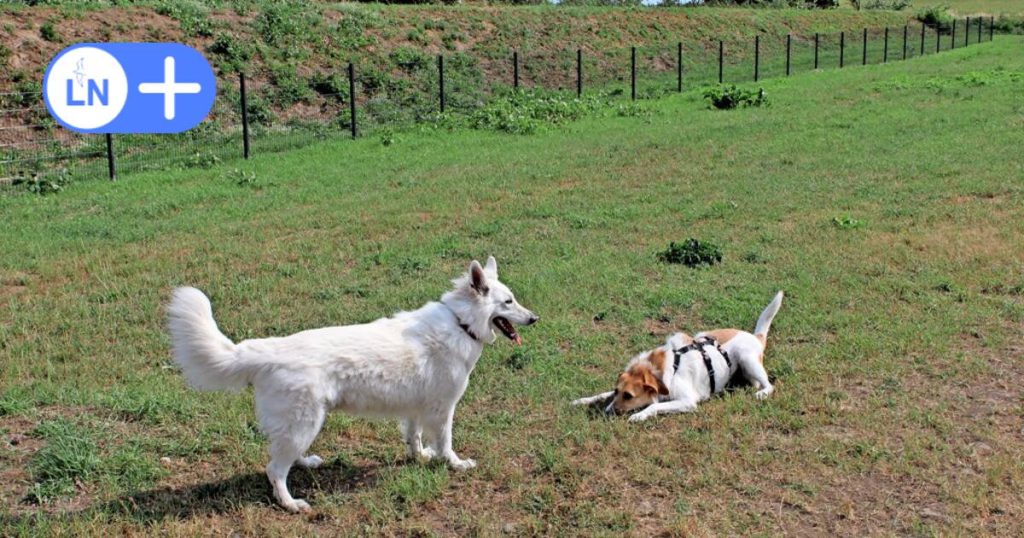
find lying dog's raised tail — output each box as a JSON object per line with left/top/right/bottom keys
{"left": 167, "top": 287, "right": 247, "bottom": 391}
{"left": 753, "top": 291, "right": 784, "bottom": 348}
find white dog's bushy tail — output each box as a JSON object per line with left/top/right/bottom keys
{"left": 753, "top": 291, "right": 784, "bottom": 346}
{"left": 167, "top": 287, "right": 249, "bottom": 391}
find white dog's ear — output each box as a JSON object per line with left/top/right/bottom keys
{"left": 484, "top": 255, "right": 498, "bottom": 278}
{"left": 469, "top": 260, "right": 489, "bottom": 295}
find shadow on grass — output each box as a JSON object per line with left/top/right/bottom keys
{"left": 1, "top": 458, "right": 381, "bottom": 527}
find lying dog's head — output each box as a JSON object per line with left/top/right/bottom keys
{"left": 444, "top": 256, "right": 538, "bottom": 345}
{"left": 606, "top": 349, "right": 670, "bottom": 415}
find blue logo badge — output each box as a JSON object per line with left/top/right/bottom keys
{"left": 43, "top": 43, "right": 216, "bottom": 134}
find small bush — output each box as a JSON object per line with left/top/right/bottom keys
{"left": 468, "top": 90, "right": 601, "bottom": 135}
{"left": 14, "top": 168, "right": 72, "bottom": 195}
{"left": 658, "top": 239, "right": 723, "bottom": 267}
{"left": 703, "top": 85, "right": 768, "bottom": 110}
{"left": 916, "top": 5, "right": 953, "bottom": 31}
{"left": 390, "top": 47, "right": 431, "bottom": 72}
{"left": 39, "top": 20, "right": 59, "bottom": 42}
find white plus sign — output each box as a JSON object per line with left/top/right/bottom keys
{"left": 137, "top": 56, "right": 202, "bottom": 120}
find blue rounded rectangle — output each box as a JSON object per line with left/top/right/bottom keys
{"left": 44, "top": 43, "right": 217, "bottom": 134}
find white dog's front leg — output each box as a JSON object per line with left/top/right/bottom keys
{"left": 628, "top": 399, "right": 698, "bottom": 423}
{"left": 428, "top": 406, "right": 475, "bottom": 471}
{"left": 401, "top": 418, "right": 432, "bottom": 462}
{"left": 571, "top": 391, "right": 615, "bottom": 406}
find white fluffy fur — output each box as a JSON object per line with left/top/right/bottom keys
{"left": 167, "top": 257, "right": 536, "bottom": 513}
{"left": 573, "top": 291, "right": 784, "bottom": 422}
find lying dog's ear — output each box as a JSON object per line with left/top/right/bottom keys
{"left": 469, "top": 260, "right": 489, "bottom": 295}
{"left": 642, "top": 370, "right": 670, "bottom": 396}
{"left": 484, "top": 255, "right": 498, "bottom": 278}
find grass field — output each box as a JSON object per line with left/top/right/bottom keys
{"left": 2, "top": 35, "right": 1023, "bottom": 536}
{"left": 940, "top": 0, "right": 1024, "bottom": 15}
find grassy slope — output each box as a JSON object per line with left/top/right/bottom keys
{"left": 2, "top": 36, "right": 1023, "bottom": 536}
{"left": 940, "top": 0, "right": 1024, "bottom": 15}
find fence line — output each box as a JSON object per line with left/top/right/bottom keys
{"left": 0, "top": 17, "right": 999, "bottom": 188}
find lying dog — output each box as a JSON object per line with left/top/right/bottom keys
{"left": 572, "top": 291, "right": 783, "bottom": 422}
{"left": 167, "top": 257, "right": 537, "bottom": 512}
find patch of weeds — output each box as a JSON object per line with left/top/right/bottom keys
{"left": 379, "top": 127, "right": 397, "bottom": 147}
{"left": 155, "top": 1, "right": 213, "bottom": 38}
{"left": 741, "top": 251, "right": 768, "bottom": 264}
{"left": 207, "top": 32, "right": 253, "bottom": 74}
{"left": 505, "top": 348, "right": 531, "bottom": 370}
{"left": 14, "top": 168, "right": 73, "bottom": 196}
{"left": 615, "top": 102, "right": 653, "bottom": 118}
{"left": 390, "top": 47, "right": 431, "bottom": 72}
{"left": 916, "top": 4, "right": 953, "bottom": 31}
{"left": 657, "top": 239, "right": 723, "bottom": 268}
{"left": 102, "top": 441, "right": 167, "bottom": 491}
{"left": 702, "top": 200, "right": 738, "bottom": 219}
{"left": 98, "top": 388, "right": 195, "bottom": 425}
{"left": 27, "top": 420, "right": 101, "bottom": 502}
{"left": 225, "top": 168, "right": 259, "bottom": 187}
{"left": 39, "top": 20, "right": 60, "bottom": 42}
{"left": 0, "top": 391, "right": 32, "bottom": 416}
{"left": 703, "top": 85, "right": 769, "bottom": 110}
{"left": 184, "top": 151, "right": 220, "bottom": 169}
{"left": 469, "top": 90, "right": 602, "bottom": 135}
{"left": 831, "top": 215, "right": 865, "bottom": 230}
{"left": 308, "top": 72, "right": 349, "bottom": 101}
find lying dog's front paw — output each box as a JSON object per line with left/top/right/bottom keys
{"left": 570, "top": 398, "right": 590, "bottom": 406}
{"left": 282, "top": 498, "right": 312, "bottom": 513}
{"left": 755, "top": 386, "right": 774, "bottom": 400}
{"left": 628, "top": 411, "right": 653, "bottom": 423}
{"left": 448, "top": 457, "right": 476, "bottom": 471}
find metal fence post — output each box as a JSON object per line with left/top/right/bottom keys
{"left": 903, "top": 26, "right": 908, "bottom": 60}
{"left": 965, "top": 17, "right": 970, "bottom": 46}
{"left": 920, "top": 23, "right": 926, "bottom": 55}
{"left": 105, "top": 133, "right": 115, "bottom": 181}
{"left": 348, "top": 62, "right": 357, "bottom": 139}
{"left": 677, "top": 41, "right": 683, "bottom": 92}
{"left": 576, "top": 48, "right": 582, "bottom": 98}
{"left": 935, "top": 25, "right": 940, "bottom": 53}
{"left": 239, "top": 72, "right": 250, "bottom": 159}
{"left": 978, "top": 16, "right": 983, "bottom": 43}
{"left": 754, "top": 35, "right": 760, "bottom": 82}
{"left": 952, "top": 18, "right": 957, "bottom": 49}
{"left": 862, "top": 28, "right": 867, "bottom": 65}
{"left": 630, "top": 46, "right": 636, "bottom": 100}
{"left": 438, "top": 54, "right": 445, "bottom": 113}
{"left": 513, "top": 50, "right": 519, "bottom": 90}
{"left": 718, "top": 40, "right": 723, "bottom": 83}
{"left": 840, "top": 31, "right": 845, "bottom": 68}
{"left": 785, "top": 34, "right": 791, "bottom": 76}
{"left": 814, "top": 33, "right": 819, "bottom": 69}
{"left": 884, "top": 28, "right": 889, "bottom": 63}
{"left": 990, "top": 16, "right": 995, "bottom": 41}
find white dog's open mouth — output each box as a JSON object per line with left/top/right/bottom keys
{"left": 493, "top": 317, "right": 521, "bottom": 345}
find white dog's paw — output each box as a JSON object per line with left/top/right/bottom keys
{"left": 415, "top": 447, "right": 436, "bottom": 463}
{"left": 448, "top": 457, "right": 477, "bottom": 471}
{"left": 297, "top": 455, "right": 324, "bottom": 469}
{"left": 282, "top": 498, "right": 312, "bottom": 513}
{"left": 628, "top": 411, "right": 654, "bottom": 423}
{"left": 755, "top": 386, "right": 774, "bottom": 400}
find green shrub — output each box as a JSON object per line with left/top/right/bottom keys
{"left": 207, "top": 32, "right": 253, "bottom": 74}
{"left": 916, "top": 5, "right": 953, "bottom": 30}
{"left": 703, "top": 85, "right": 768, "bottom": 110}
{"left": 468, "top": 90, "right": 601, "bottom": 135}
{"left": 854, "top": 0, "right": 912, "bottom": 9}
{"left": 39, "top": 20, "right": 60, "bottom": 42}
{"left": 658, "top": 239, "right": 723, "bottom": 267}
{"left": 391, "top": 47, "right": 431, "bottom": 72}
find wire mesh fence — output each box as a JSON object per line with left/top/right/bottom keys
{"left": 0, "top": 17, "right": 997, "bottom": 191}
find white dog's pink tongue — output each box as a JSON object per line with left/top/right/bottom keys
{"left": 513, "top": 334, "right": 522, "bottom": 345}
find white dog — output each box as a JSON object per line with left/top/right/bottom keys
{"left": 166, "top": 257, "right": 537, "bottom": 512}
{"left": 572, "top": 291, "right": 783, "bottom": 422}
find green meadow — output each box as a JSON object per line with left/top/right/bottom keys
{"left": 2, "top": 35, "right": 1022, "bottom": 536}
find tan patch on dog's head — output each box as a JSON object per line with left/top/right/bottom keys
{"left": 611, "top": 363, "right": 668, "bottom": 415}
{"left": 705, "top": 328, "right": 740, "bottom": 345}
{"left": 647, "top": 348, "right": 667, "bottom": 373}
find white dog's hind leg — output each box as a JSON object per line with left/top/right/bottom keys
{"left": 571, "top": 391, "right": 615, "bottom": 406}
{"left": 259, "top": 394, "right": 325, "bottom": 513}
{"left": 738, "top": 354, "right": 775, "bottom": 400}
{"left": 267, "top": 437, "right": 310, "bottom": 513}
{"left": 427, "top": 405, "right": 475, "bottom": 471}
{"left": 627, "top": 399, "right": 698, "bottom": 423}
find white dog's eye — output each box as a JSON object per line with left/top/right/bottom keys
{"left": 504, "top": 299, "right": 513, "bottom": 304}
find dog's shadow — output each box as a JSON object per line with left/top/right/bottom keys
{"left": 4, "top": 458, "right": 381, "bottom": 526}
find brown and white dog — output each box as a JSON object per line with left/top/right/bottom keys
{"left": 572, "top": 291, "right": 783, "bottom": 422}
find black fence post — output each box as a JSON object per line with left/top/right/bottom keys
{"left": 990, "top": 16, "right": 995, "bottom": 41}
{"left": 814, "top": 33, "right": 819, "bottom": 69}
{"left": 978, "top": 16, "right": 983, "bottom": 43}
{"left": 862, "top": 28, "right": 868, "bottom": 65}
{"left": 630, "top": 46, "right": 636, "bottom": 101}
{"left": 239, "top": 72, "right": 250, "bottom": 159}
{"left": 840, "top": 31, "right": 845, "bottom": 68}
{"left": 786, "top": 34, "right": 791, "bottom": 76}
{"left": 105, "top": 133, "right": 115, "bottom": 181}
{"left": 718, "top": 40, "right": 724, "bottom": 83}
{"left": 677, "top": 41, "right": 683, "bottom": 92}
{"left": 438, "top": 54, "right": 445, "bottom": 113}
{"left": 920, "top": 23, "right": 926, "bottom": 55}
{"left": 513, "top": 50, "right": 519, "bottom": 90}
{"left": 935, "top": 25, "right": 940, "bottom": 54}
{"left": 965, "top": 17, "right": 970, "bottom": 46}
{"left": 884, "top": 28, "right": 889, "bottom": 63}
{"left": 576, "top": 48, "right": 582, "bottom": 98}
{"left": 903, "top": 25, "right": 908, "bottom": 60}
{"left": 348, "top": 62, "right": 357, "bottom": 139}
{"left": 952, "top": 18, "right": 957, "bottom": 49}
{"left": 754, "top": 35, "right": 760, "bottom": 82}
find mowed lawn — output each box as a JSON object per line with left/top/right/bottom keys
{"left": 2, "top": 37, "right": 1023, "bottom": 536}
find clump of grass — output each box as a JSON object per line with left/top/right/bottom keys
{"left": 832, "top": 215, "right": 865, "bottom": 229}
{"left": 703, "top": 85, "right": 769, "bottom": 110}
{"left": 27, "top": 420, "right": 101, "bottom": 502}
{"left": 658, "top": 239, "right": 723, "bottom": 267}
{"left": 225, "top": 168, "right": 258, "bottom": 187}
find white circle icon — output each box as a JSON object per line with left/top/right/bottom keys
{"left": 45, "top": 47, "right": 128, "bottom": 130}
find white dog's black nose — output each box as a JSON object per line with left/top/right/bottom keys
{"left": 527, "top": 315, "right": 539, "bottom": 325}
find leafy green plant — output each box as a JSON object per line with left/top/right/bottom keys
{"left": 225, "top": 168, "right": 257, "bottom": 187}
{"left": 703, "top": 85, "right": 769, "bottom": 110}
{"left": 832, "top": 215, "right": 865, "bottom": 229}
{"left": 39, "top": 20, "right": 60, "bottom": 42}
{"left": 657, "top": 239, "right": 723, "bottom": 267}
{"left": 916, "top": 5, "right": 953, "bottom": 31}
{"left": 468, "top": 90, "right": 601, "bottom": 135}
{"left": 15, "top": 169, "right": 72, "bottom": 195}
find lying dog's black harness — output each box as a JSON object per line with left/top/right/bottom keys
{"left": 672, "top": 336, "right": 732, "bottom": 394}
